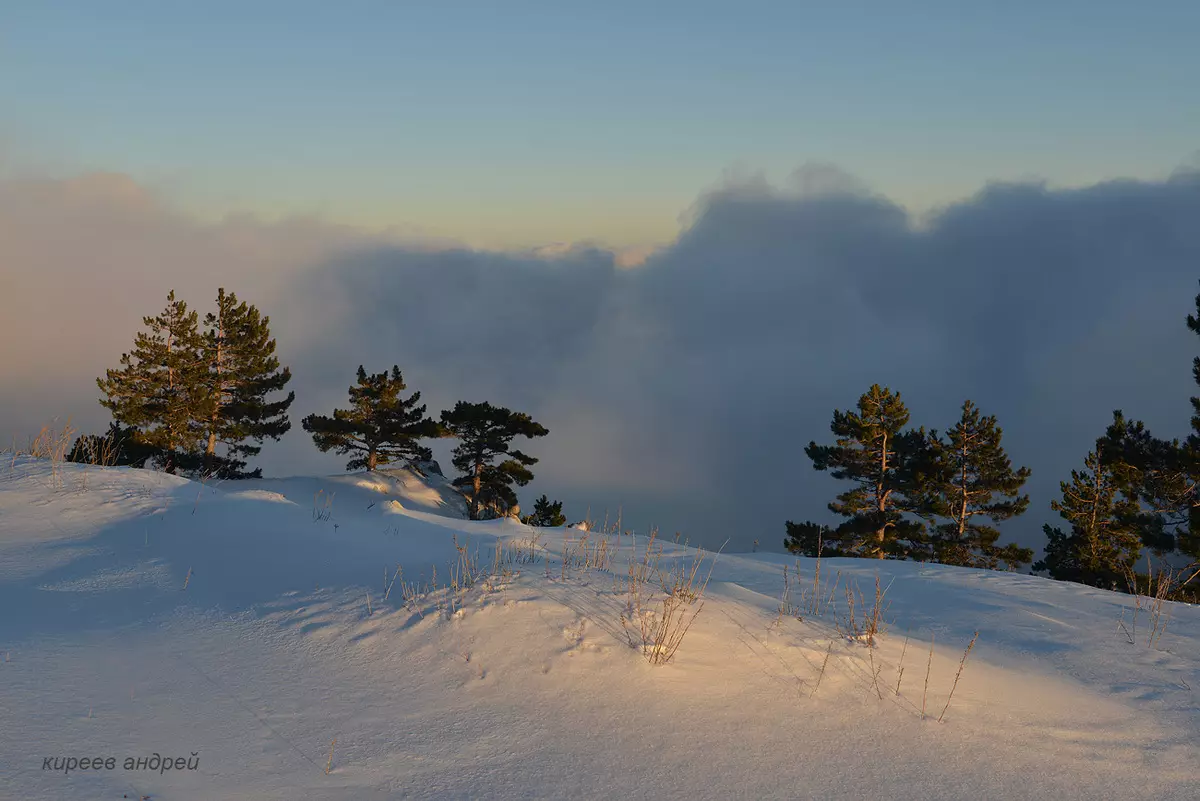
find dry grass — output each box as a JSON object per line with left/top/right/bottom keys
{"left": 811, "top": 639, "right": 834, "bottom": 696}
{"left": 938, "top": 631, "right": 979, "bottom": 723}
{"left": 7, "top": 420, "right": 80, "bottom": 488}
{"left": 617, "top": 528, "right": 722, "bottom": 665}
{"left": 765, "top": 563, "right": 982, "bottom": 720}
{"left": 65, "top": 425, "right": 127, "bottom": 468}
{"left": 1121, "top": 558, "right": 1188, "bottom": 649}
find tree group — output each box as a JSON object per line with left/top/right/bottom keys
{"left": 299, "top": 372, "right": 551, "bottom": 521}
{"left": 791, "top": 388, "right": 1032, "bottom": 569}
{"left": 788, "top": 283, "right": 1200, "bottom": 598}
{"left": 89, "top": 290, "right": 559, "bottom": 521}
{"left": 94, "top": 289, "right": 293, "bottom": 477}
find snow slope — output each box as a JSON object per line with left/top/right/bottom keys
{"left": 236, "top": 462, "right": 470, "bottom": 521}
{"left": 0, "top": 458, "right": 1196, "bottom": 800}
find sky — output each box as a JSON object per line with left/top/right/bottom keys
{"left": 2, "top": 2, "right": 1200, "bottom": 554}
{"left": 3, "top": 1, "right": 1198, "bottom": 248}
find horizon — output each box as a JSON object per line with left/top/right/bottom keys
{"left": 3, "top": 2, "right": 1200, "bottom": 555}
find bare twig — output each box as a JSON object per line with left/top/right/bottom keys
{"left": 895, "top": 635, "right": 909, "bottom": 696}
{"left": 938, "top": 631, "right": 979, "bottom": 723}
{"left": 922, "top": 633, "right": 935, "bottom": 720}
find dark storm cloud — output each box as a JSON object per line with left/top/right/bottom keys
{"left": 4, "top": 167, "right": 1200, "bottom": 552}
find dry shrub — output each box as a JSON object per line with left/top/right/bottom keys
{"left": 619, "top": 528, "right": 721, "bottom": 665}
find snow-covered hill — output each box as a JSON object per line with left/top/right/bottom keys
{"left": 1, "top": 458, "right": 1196, "bottom": 800}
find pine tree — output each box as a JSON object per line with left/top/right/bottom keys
{"left": 1034, "top": 447, "right": 1143, "bottom": 588}
{"left": 521, "top": 495, "right": 567, "bottom": 527}
{"left": 301, "top": 366, "right": 441, "bottom": 471}
{"left": 440, "top": 401, "right": 549, "bottom": 520}
{"left": 1095, "top": 411, "right": 1183, "bottom": 555}
{"left": 804, "top": 385, "right": 933, "bottom": 559}
{"left": 1067, "top": 285, "right": 1200, "bottom": 566}
{"left": 200, "top": 288, "right": 294, "bottom": 478}
{"left": 97, "top": 291, "right": 211, "bottom": 473}
{"left": 783, "top": 520, "right": 841, "bottom": 558}
{"left": 1176, "top": 283, "right": 1200, "bottom": 559}
{"left": 926, "top": 400, "right": 1033, "bottom": 570}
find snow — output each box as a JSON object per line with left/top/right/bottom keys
{"left": 1, "top": 457, "right": 1196, "bottom": 800}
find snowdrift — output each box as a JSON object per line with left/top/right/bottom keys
{"left": 0, "top": 458, "right": 1196, "bottom": 800}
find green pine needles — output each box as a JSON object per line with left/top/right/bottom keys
{"left": 301, "top": 366, "right": 442, "bottom": 472}
{"left": 95, "top": 289, "right": 293, "bottom": 477}
{"left": 925, "top": 401, "right": 1033, "bottom": 570}
{"left": 201, "top": 288, "right": 294, "bottom": 478}
{"left": 522, "top": 495, "right": 567, "bottom": 527}
{"left": 792, "top": 387, "right": 1033, "bottom": 570}
{"left": 801, "top": 385, "right": 933, "bottom": 560}
{"left": 440, "top": 401, "right": 549, "bottom": 521}
{"left": 1034, "top": 445, "right": 1143, "bottom": 588}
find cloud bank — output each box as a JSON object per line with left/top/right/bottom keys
{"left": 4, "top": 166, "right": 1200, "bottom": 553}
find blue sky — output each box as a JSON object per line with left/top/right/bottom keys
{"left": 3, "top": 1, "right": 1197, "bottom": 246}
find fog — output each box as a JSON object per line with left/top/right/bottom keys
{"left": 4, "top": 166, "right": 1199, "bottom": 553}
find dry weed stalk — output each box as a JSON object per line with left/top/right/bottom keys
{"left": 1117, "top": 608, "right": 1135, "bottom": 645}
{"left": 325, "top": 737, "right": 336, "bottom": 775}
{"left": 895, "top": 635, "right": 909, "bottom": 696}
{"left": 812, "top": 640, "right": 834, "bottom": 697}
{"left": 22, "top": 419, "right": 79, "bottom": 488}
{"left": 938, "top": 631, "right": 979, "bottom": 723}
{"left": 922, "top": 633, "right": 935, "bottom": 720}
{"left": 384, "top": 564, "right": 401, "bottom": 601}
{"left": 1121, "top": 559, "right": 1180, "bottom": 649}
{"left": 832, "top": 574, "right": 890, "bottom": 646}
{"left": 619, "top": 530, "right": 721, "bottom": 665}
{"left": 869, "top": 643, "right": 884, "bottom": 700}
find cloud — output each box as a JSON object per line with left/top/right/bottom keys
{"left": 3, "top": 166, "right": 1200, "bottom": 554}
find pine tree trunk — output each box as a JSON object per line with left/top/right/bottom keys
{"left": 367, "top": 448, "right": 378, "bottom": 472}
{"left": 204, "top": 431, "right": 217, "bottom": 476}
{"left": 471, "top": 459, "right": 484, "bottom": 520}
{"left": 165, "top": 328, "right": 178, "bottom": 475}
{"left": 875, "top": 431, "right": 888, "bottom": 558}
{"left": 204, "top": 316, "right": 224, "bottom": 478}
{"left": 1086, "top": 465, "right": 1103, "bottom": 574}
{"left": 958, "top": 443, "right": 970, "bottom": 551}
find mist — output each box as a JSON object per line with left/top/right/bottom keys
{"left": 4, "top": 166, "right": 1200, "bottom": 553}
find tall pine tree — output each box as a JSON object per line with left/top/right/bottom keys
{"left": 1034, "top": 446, "right": 1143, "bottom": 588}
{"left": 804, "top": 385, "right": 933, "bottom": 559}
{"left": 1094, "top": 411, "right": 1184, "bottom": 556}
{"left": 926, "top": 400, "right": 1033, "bottom": 570}
{"left": 1088, "top": 279, "right": 1200, "bottom": 565}
{"left": 97, "top": 291, "right": 211, "bottom": 473}
{"left": 301, "top": 366, "right": 441, "bottom": 471}
{"left": 1067, "top": 284, "right": 1200, "bottom": 567}
{"left": 1176, "top": 282, "right": 1200, "bottom": 559}
{"left": 440, "top": 401, "right": 549, "bottom": 520}
{"left": 201, "top": 288, "right": 294, "bottom": 478}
